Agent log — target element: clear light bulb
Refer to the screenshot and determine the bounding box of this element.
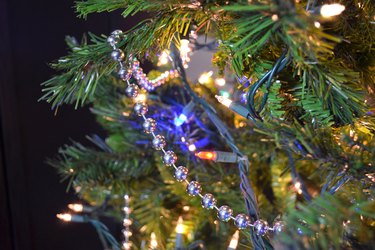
[320,4,345,17]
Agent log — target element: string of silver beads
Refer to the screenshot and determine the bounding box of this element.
[107,29,285,236]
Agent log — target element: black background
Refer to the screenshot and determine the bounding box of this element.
[0,1,143,249]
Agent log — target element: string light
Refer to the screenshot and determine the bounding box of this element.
[195,150,239,163]
[180,39,192,68]
[294,181,303,195]
[68,204,83,212]
[174,101,195,126]
[134,93,147,103]
[215,78,226,86]
[175,216,186,248]
[122,194,132,249]
[150,232,158,249]
[68,203,94,213]
[56,213,85,222]
[320,4,345,18]
[175,216,187,234]
[227,230,239,250]
[198,71,213,84]
[215,95,251,119]
[188,144,197,152]
[158,50,170,66]
[195,151,217,161]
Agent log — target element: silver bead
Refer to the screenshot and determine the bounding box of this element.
[217,205,233,222]
[125,84,139,98]
[142,118,156,134]
[253,220,268,236]
[273,221,285,234]
[174,166,188,182]
[118,68,132,81]
[152,135,166,150]
[186,181,202,196]
[163,151,177,166]
[132,60,140,70]
[107,35,117,46]
[111,49,125,62]
[111,29,123,37]
[234,214,250,229]
[134,102,148,116]
[201,193,216,209]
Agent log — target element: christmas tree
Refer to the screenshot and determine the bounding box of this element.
[41,0,375,249]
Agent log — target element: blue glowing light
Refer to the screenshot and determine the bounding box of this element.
[174,114,187,126]
[219,90,230,99]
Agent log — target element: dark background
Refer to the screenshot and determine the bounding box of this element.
[0,1,143,249]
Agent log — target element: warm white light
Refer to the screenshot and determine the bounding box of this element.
[215,95,232,108]
[122,242,132,250]
[198,71,213,84]
[188,144,197,152]
[320,4,345,18]
[314,21,321,28]
[150,232,158,248]
[123,218,132,226]
[68,204,83,213]
[124,194,130,200]
[183,206,190,211]
[123,230,133,237]
[135,93,147,103]
[294,181,303,195]
[57,213,72,222]
[176,216,186,234]
[180,39,191,55]
[215,78,226,86]
[228,230,239,249]
[123,206,131,213]
[180,39,192,69]
[158,50,170,66]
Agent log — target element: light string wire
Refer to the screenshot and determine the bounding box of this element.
[107,31,285,250]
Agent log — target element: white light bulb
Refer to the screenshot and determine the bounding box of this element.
[215,78,226,86]
[68,204,83,212]
[228,230,239,249]
[175,216,186,234]
[57,213,72,222]
[320,4,345,18]
[215,95,232,108]
[150,232,158,248]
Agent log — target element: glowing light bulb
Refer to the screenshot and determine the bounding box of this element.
[123,218,132,226]
[180,39,191,68]
[227,230,239,250]
[150,232,158,248]
[198,71,213,84]
[215,95,232,108]
[68,204,83,213]
[294,181,303,195]
[175,216,186,234]
[135,93,147,103]
[183,206,190,211]
[122,242,132,250]
[320,4,345,18]
[227,230,240,250]
[174,114,187,126]
[215,78,226,86]
[158,50,170,66]
[124,194,129,200]
[195,151,217,161]
[188,144,197,152]
[57,213,72,222]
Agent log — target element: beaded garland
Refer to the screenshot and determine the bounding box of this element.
[106,29,285,236]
